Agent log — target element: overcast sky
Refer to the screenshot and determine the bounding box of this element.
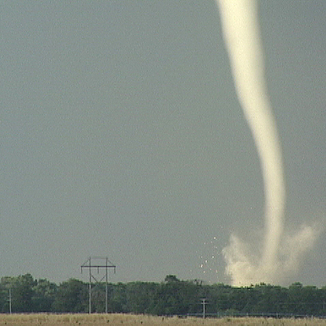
[1,1,325,286]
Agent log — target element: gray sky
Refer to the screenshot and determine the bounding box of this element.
[1,1,325,286]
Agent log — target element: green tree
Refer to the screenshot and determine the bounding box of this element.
[11,274,36,312]
[107,282,127,313]
[52,279,88,313]
[152,277,200,315]
[0,276,15,313]
[251,284,287,314]
[125,281,158,314]
[32,279,57,312]
[164,275,180,283]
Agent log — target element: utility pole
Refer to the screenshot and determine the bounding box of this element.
[81,257,116,313]
[8,288,12,314]
[201,298,208,318]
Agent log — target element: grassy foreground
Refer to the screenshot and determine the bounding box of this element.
[0,314,326,326]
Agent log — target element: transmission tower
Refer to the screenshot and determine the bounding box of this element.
[81,257,116,313]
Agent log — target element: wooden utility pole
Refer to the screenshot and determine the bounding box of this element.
[8,288,12,314]
[201,298,207,318]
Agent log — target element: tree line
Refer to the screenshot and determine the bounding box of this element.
[1,274,326,316]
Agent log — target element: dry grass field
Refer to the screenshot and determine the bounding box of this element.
[0,314,326,326]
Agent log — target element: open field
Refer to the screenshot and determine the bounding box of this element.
[0,314,326,326]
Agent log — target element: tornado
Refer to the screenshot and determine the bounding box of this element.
[215,0,320,286]
[216,0,285,285]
